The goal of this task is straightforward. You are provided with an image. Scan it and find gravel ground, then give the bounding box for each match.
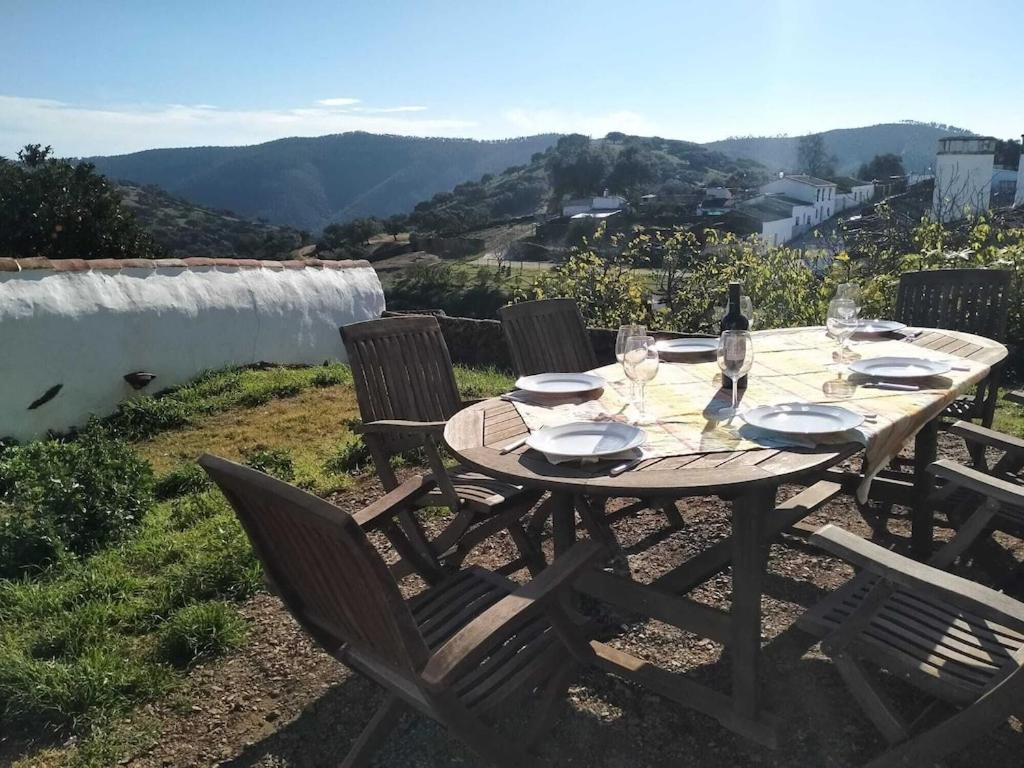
[34,435,1024,767]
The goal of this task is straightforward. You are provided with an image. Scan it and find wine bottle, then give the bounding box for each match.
[720,281,750,389]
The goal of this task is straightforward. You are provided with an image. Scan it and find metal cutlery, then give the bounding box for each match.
[609,458,643,476]
[901,330,924,342]
[862,381,920,391]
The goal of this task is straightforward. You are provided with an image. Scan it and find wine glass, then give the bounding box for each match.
[827,298,858,363]
[623,335,659,423]
[836,282,861,313]
[716,331,754,418]
[616,324,646,400]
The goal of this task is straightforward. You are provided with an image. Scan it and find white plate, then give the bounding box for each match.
[655,337,718,355]
[848,356,951,379]
[742,403,864,435]
[514,372,605,396]
[854,319,907,335]
[526,422,646,459]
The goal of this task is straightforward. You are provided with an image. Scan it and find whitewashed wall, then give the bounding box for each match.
[0,258,384,441]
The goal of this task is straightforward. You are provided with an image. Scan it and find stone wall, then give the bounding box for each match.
[1,256,383,441]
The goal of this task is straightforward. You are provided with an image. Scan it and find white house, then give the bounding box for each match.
[760,174,838,226]
[831,176,875,213]
[562,190,627,217]
[991,167,1018,198]
[932,136,996,222]
[1016,144,1024,208]
[733,196,796,246]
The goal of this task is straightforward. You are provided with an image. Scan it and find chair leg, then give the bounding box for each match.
[657,498,685,529]
[508,521,547,576]
[834,652,909,745]
[340,693,407,768]
[524,663,575,748]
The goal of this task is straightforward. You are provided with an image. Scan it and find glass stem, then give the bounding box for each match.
[639,384,646,418]
[732,377,738,410]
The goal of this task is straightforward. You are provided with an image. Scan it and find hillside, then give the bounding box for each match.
[705,122,973,175]
[407,133,769,233]
[117,182,308,259]
[89,132,560,232]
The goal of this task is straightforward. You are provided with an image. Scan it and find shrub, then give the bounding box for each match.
[0,426,153,565]
[323,437,372,475]
[0,503,64,578]
[156,601,247,668]
[242,446,294,481]
[154,465,210,500]
[105,396,194,441]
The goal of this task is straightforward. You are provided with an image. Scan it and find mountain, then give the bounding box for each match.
[88,132,560,232]
[117,181,308,259]
[705,122,973,175]
[406,133,770,233]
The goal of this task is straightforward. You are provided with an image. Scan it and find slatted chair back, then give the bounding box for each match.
[199,455,430,677]
[340,315,463,455]
[895,269,1012,341]
[498,298,598,376]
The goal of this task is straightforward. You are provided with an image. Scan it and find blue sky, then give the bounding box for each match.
[2,0,1021,156]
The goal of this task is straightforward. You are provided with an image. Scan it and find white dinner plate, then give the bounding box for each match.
[655,337,718,355]
[526,422,646,459]
[514,372,605,396]
[848,356,951,379]
[742,403,864,436]
[854,319,907,335]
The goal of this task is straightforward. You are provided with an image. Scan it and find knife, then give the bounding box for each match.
[862,381,920,391]
[609,458,643,476]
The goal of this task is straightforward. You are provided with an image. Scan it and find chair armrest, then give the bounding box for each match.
[947,421,1024,455]
[353,419,447,435]
[1005,390,1024,407]
[808,524,1024,627]
[420,540,604,687]
[929,459,1024,509]
[351,475,437,529]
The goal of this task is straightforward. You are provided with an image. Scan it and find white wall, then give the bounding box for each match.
[0,259,384,441]
[933,152,994,222]
[760,217,794,246]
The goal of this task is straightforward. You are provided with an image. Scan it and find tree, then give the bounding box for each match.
[796,134,837,179]
[606,147,655,195]
[546,135,612,201]
[857,153,906,181]
[994,138,1022,170]
[0,144,163,260]
[383,214,408,240]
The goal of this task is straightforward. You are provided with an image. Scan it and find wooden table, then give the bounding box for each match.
[443,327,1006,746]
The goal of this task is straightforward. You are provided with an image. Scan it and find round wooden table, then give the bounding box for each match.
[443,326,1007,746]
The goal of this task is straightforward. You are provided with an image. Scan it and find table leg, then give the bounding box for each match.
[912,418,939,558]
[731,489,773,721]
[551,492,577,558]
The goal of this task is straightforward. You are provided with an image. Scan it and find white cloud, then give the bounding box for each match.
[316,97,361,107]
[0,95,478,156]
[500,108,659,138]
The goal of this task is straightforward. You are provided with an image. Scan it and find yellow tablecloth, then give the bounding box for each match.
[509,327,992,496]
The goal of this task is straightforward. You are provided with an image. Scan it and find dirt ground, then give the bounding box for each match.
[22,435,1024,767]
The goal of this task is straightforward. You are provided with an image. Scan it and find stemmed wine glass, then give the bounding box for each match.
[622,335,659,423]
[616,324,646,401]
[827,298,858,363]
[716,330,754,418]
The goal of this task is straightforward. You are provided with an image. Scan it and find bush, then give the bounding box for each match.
[323,437,372,475]
[0,426,153,566]
[0,503,64,578]
[156,601,247,668]
[154,465,210,500]
[242,446,294,481]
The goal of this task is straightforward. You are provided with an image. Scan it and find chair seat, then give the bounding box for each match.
[943,394,979,421]
[408,567,564,711]
[799,573,1024,704]
[422,467,536,514]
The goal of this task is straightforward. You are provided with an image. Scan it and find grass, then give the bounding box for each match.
[0,360,513,758]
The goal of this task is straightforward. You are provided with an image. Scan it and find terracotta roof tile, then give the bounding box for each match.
[152,259,188,269]
[259,260,284,269]
[118,259,157,269]
[86,259,125,270]
[49,259,91,272]
[0,258,21,272]
[17,257,53,270]
[1,256,366,273]
[281,260,306,269]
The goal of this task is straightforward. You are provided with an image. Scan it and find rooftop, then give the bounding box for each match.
[736,197,795,222]
[829,176,871,193]
[782,174,837,187]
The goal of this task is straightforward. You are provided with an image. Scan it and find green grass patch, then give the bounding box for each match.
[157,601,247,668]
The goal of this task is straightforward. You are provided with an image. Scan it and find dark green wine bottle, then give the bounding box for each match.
[719,281,750,389]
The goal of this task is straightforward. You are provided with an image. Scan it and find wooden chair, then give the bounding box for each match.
[199,455,603,768]
[895,268,1012,427]
[340,315,545,579]
[798,460,1024,767]
[498,299,598,377]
